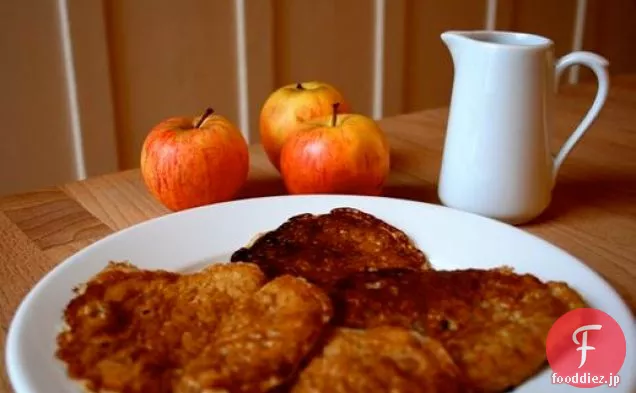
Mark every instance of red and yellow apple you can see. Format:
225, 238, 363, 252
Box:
140, 108, 249, 211
280, 103, 390, 196
260, 81, 350, 171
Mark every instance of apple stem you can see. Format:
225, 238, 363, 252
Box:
296, 82, 304, 90
195, 108, 214, 128
331, 102, 340, 127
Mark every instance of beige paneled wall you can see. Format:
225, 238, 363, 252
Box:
2, 0, 636, 195
244, 1, 276, 141
584, 0, 636, 76
401, 0, 487, 113
67, 0, 119, 177
0, 0, 75, 195
243, 0, 376, 132
498, 0, 578, 57
103, 0, 240, 169
271, 0, 375, 116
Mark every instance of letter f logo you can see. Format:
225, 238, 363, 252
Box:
572, 324, 602, 368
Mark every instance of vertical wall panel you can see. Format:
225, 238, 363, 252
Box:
0, 0, 75, 196
371, 0, 386, 119
67, 0, 119, 177
402, 0, 487, 112
485, 0, 498, 30
272, 0, 375, 116
498, 0, 578, 58
245, 0, 276, 142
59, 0, 86, 180
567, 0, 588, 83
234, 0, 249, 139
382, 0, 407, 117
583, 0, 636, 77
104, 0, 239, 169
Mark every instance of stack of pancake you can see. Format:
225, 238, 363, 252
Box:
56, 208, 586, 393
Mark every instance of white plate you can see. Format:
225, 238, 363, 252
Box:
6, 195, 635, 393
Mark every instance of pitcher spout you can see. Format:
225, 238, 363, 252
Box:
440, 31, 468, 52
440, 31, 474, 66
441, 31, 470, 47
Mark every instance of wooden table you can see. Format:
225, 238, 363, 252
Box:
1, 76, 635, 392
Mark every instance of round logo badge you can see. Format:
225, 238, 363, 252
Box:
546, 308, 626, 388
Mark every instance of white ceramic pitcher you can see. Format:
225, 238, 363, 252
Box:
438, 30, 609, 225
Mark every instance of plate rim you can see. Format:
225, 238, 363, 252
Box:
5, 194, 635, 392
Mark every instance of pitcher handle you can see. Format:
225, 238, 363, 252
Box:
553, 52, 610, 180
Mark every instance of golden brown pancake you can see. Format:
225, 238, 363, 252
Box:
329, 267, 587, 392
56, 262, 332, 393
291, 326, 469, 393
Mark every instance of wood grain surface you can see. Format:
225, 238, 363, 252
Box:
1, 77, 635, 392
